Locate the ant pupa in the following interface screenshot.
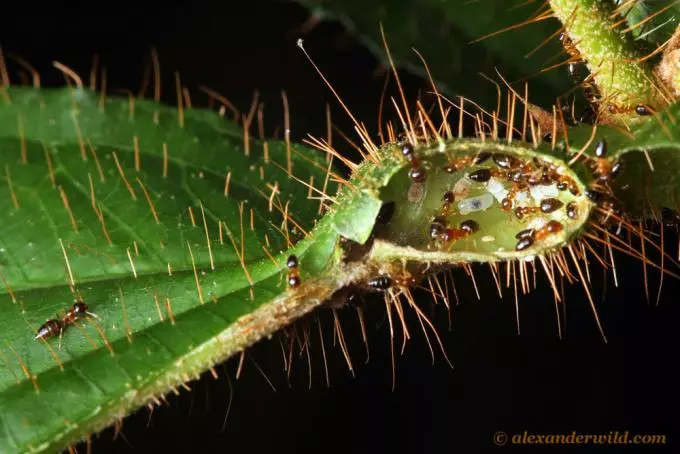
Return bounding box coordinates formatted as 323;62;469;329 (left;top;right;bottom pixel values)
287;255;301;289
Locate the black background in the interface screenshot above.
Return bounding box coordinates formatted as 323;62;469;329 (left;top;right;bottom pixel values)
3;1;679;453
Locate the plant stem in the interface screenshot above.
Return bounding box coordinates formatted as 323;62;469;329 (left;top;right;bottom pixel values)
549;0;662;121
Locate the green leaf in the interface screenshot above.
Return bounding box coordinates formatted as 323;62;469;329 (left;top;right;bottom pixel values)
562;102;680;218
0;87;343;452
616;0;680;45
0;87;601;453
296;0;573;109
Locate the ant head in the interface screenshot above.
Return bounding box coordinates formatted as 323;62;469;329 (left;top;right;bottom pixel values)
73;301;88;314
286;255;299;269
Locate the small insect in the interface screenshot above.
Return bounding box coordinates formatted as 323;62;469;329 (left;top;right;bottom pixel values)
556;175;580;195
459;219;480;234
606;103;653;117
594;138;607;158
62;301;99;326
515;236;534;251
444;151;493;173
34;318;64;342
439;219;480;244
441;191;455;216
429;215;448;240
492;153;522;170
501;184;527;212
540;198;564;213
287;254;301;288
588;138;621;183
534;220;564;241
635;104;652;116
566;201;579;220
35;299;100;348
469;168;492;183
515;228;535;240
514;205;540;221
401;142;426;183
368;275;392;291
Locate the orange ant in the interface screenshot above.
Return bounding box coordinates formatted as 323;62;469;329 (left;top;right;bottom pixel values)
514;220;564;251
514;198;563;221
441;191;455;216
588;138;622;184
443;151;492;173
35;300;99;349
287;255;301;289
606;103;654;116
501;183;529;212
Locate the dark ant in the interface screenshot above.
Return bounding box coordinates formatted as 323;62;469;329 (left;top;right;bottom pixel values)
429;215;448;240
35;300;99;348
606;103;654;117
287;255;301;288
540;198;564;213
588;138;622;183
513;220;563;251
566;201;579;220
441;191;455;216
368;276;392;291
501;184;527;212
469;168;492;183
492;153;522;170
513;197;564;221
401;142;426;183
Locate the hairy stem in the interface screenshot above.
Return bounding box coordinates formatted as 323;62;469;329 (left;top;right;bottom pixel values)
549;0;663;121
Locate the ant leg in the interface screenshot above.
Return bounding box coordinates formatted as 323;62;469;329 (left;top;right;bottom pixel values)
58;330;63;351
86;311;100;320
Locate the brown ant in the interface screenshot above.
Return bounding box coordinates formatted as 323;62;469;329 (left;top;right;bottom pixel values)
566;201;579;220
401;142;426;183
514;206;540;221
444;151;492;173
501;183;528;212
35;300;99;349
287;255;301;289
514;196;562;221
441;191;455;216
439;219;480;244
513;220;564;251
588;138;622;184
606;103;654;117
556;175;580;195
